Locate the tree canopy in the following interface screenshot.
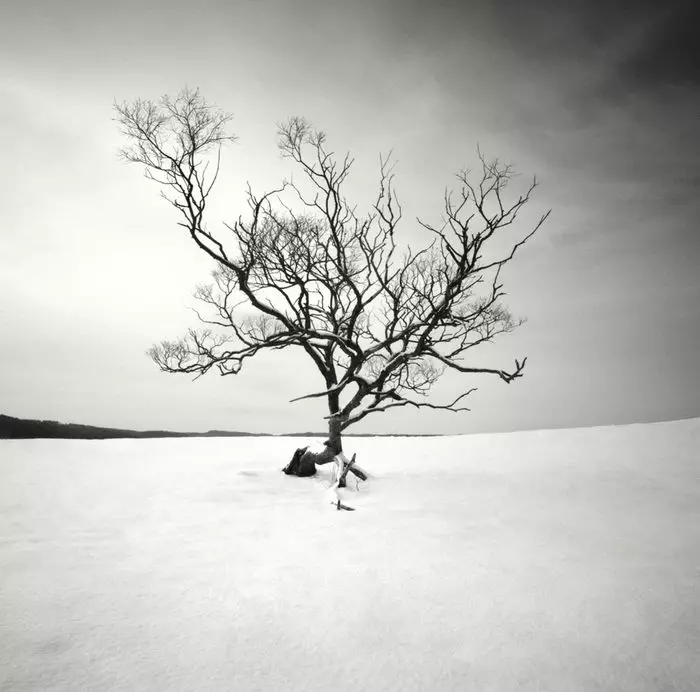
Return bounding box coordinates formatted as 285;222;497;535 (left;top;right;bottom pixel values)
115;89;549;448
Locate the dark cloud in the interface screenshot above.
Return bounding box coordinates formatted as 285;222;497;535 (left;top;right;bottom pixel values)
604;2;700;90
488;0;700;92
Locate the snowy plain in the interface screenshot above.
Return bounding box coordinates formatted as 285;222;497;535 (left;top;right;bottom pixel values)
1;419;699;692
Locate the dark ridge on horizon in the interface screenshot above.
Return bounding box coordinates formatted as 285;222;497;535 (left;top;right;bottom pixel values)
0;415;265;440
0;415;442;440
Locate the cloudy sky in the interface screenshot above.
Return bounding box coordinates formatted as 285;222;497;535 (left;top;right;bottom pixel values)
1;0;698;434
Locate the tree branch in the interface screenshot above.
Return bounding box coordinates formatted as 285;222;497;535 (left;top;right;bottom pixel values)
116;91;548;438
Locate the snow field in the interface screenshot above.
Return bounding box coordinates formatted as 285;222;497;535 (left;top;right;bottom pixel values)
1;419;699;691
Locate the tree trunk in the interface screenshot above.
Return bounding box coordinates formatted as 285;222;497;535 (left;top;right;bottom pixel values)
326;397;369;487
326;391;343;455
326;417;343;455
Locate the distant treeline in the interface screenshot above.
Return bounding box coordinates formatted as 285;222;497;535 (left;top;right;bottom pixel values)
0;414;442;440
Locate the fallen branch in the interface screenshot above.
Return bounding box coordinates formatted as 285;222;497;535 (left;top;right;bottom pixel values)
338;452;357;487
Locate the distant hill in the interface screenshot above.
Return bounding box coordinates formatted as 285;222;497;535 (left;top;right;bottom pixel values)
0;415;266;440
0;414;442;439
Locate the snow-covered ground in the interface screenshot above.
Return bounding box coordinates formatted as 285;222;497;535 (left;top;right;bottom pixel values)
1;419;699;691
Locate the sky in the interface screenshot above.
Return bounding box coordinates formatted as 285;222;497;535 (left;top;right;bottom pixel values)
1;0;698;435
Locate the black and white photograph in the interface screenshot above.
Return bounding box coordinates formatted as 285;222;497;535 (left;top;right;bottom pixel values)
1;1;698;690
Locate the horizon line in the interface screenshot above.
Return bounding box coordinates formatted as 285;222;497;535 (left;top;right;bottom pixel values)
1;412;698;440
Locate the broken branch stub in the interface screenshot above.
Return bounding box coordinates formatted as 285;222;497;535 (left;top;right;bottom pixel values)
282;446;316;477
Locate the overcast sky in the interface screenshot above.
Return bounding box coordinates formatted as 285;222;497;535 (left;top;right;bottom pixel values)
1;0;698;434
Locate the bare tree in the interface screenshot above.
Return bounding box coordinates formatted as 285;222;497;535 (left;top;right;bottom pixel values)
115;88;549;479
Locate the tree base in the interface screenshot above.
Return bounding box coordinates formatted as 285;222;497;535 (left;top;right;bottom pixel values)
282;446;368;485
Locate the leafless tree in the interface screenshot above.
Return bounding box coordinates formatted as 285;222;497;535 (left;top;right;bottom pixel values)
115;88;549;476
